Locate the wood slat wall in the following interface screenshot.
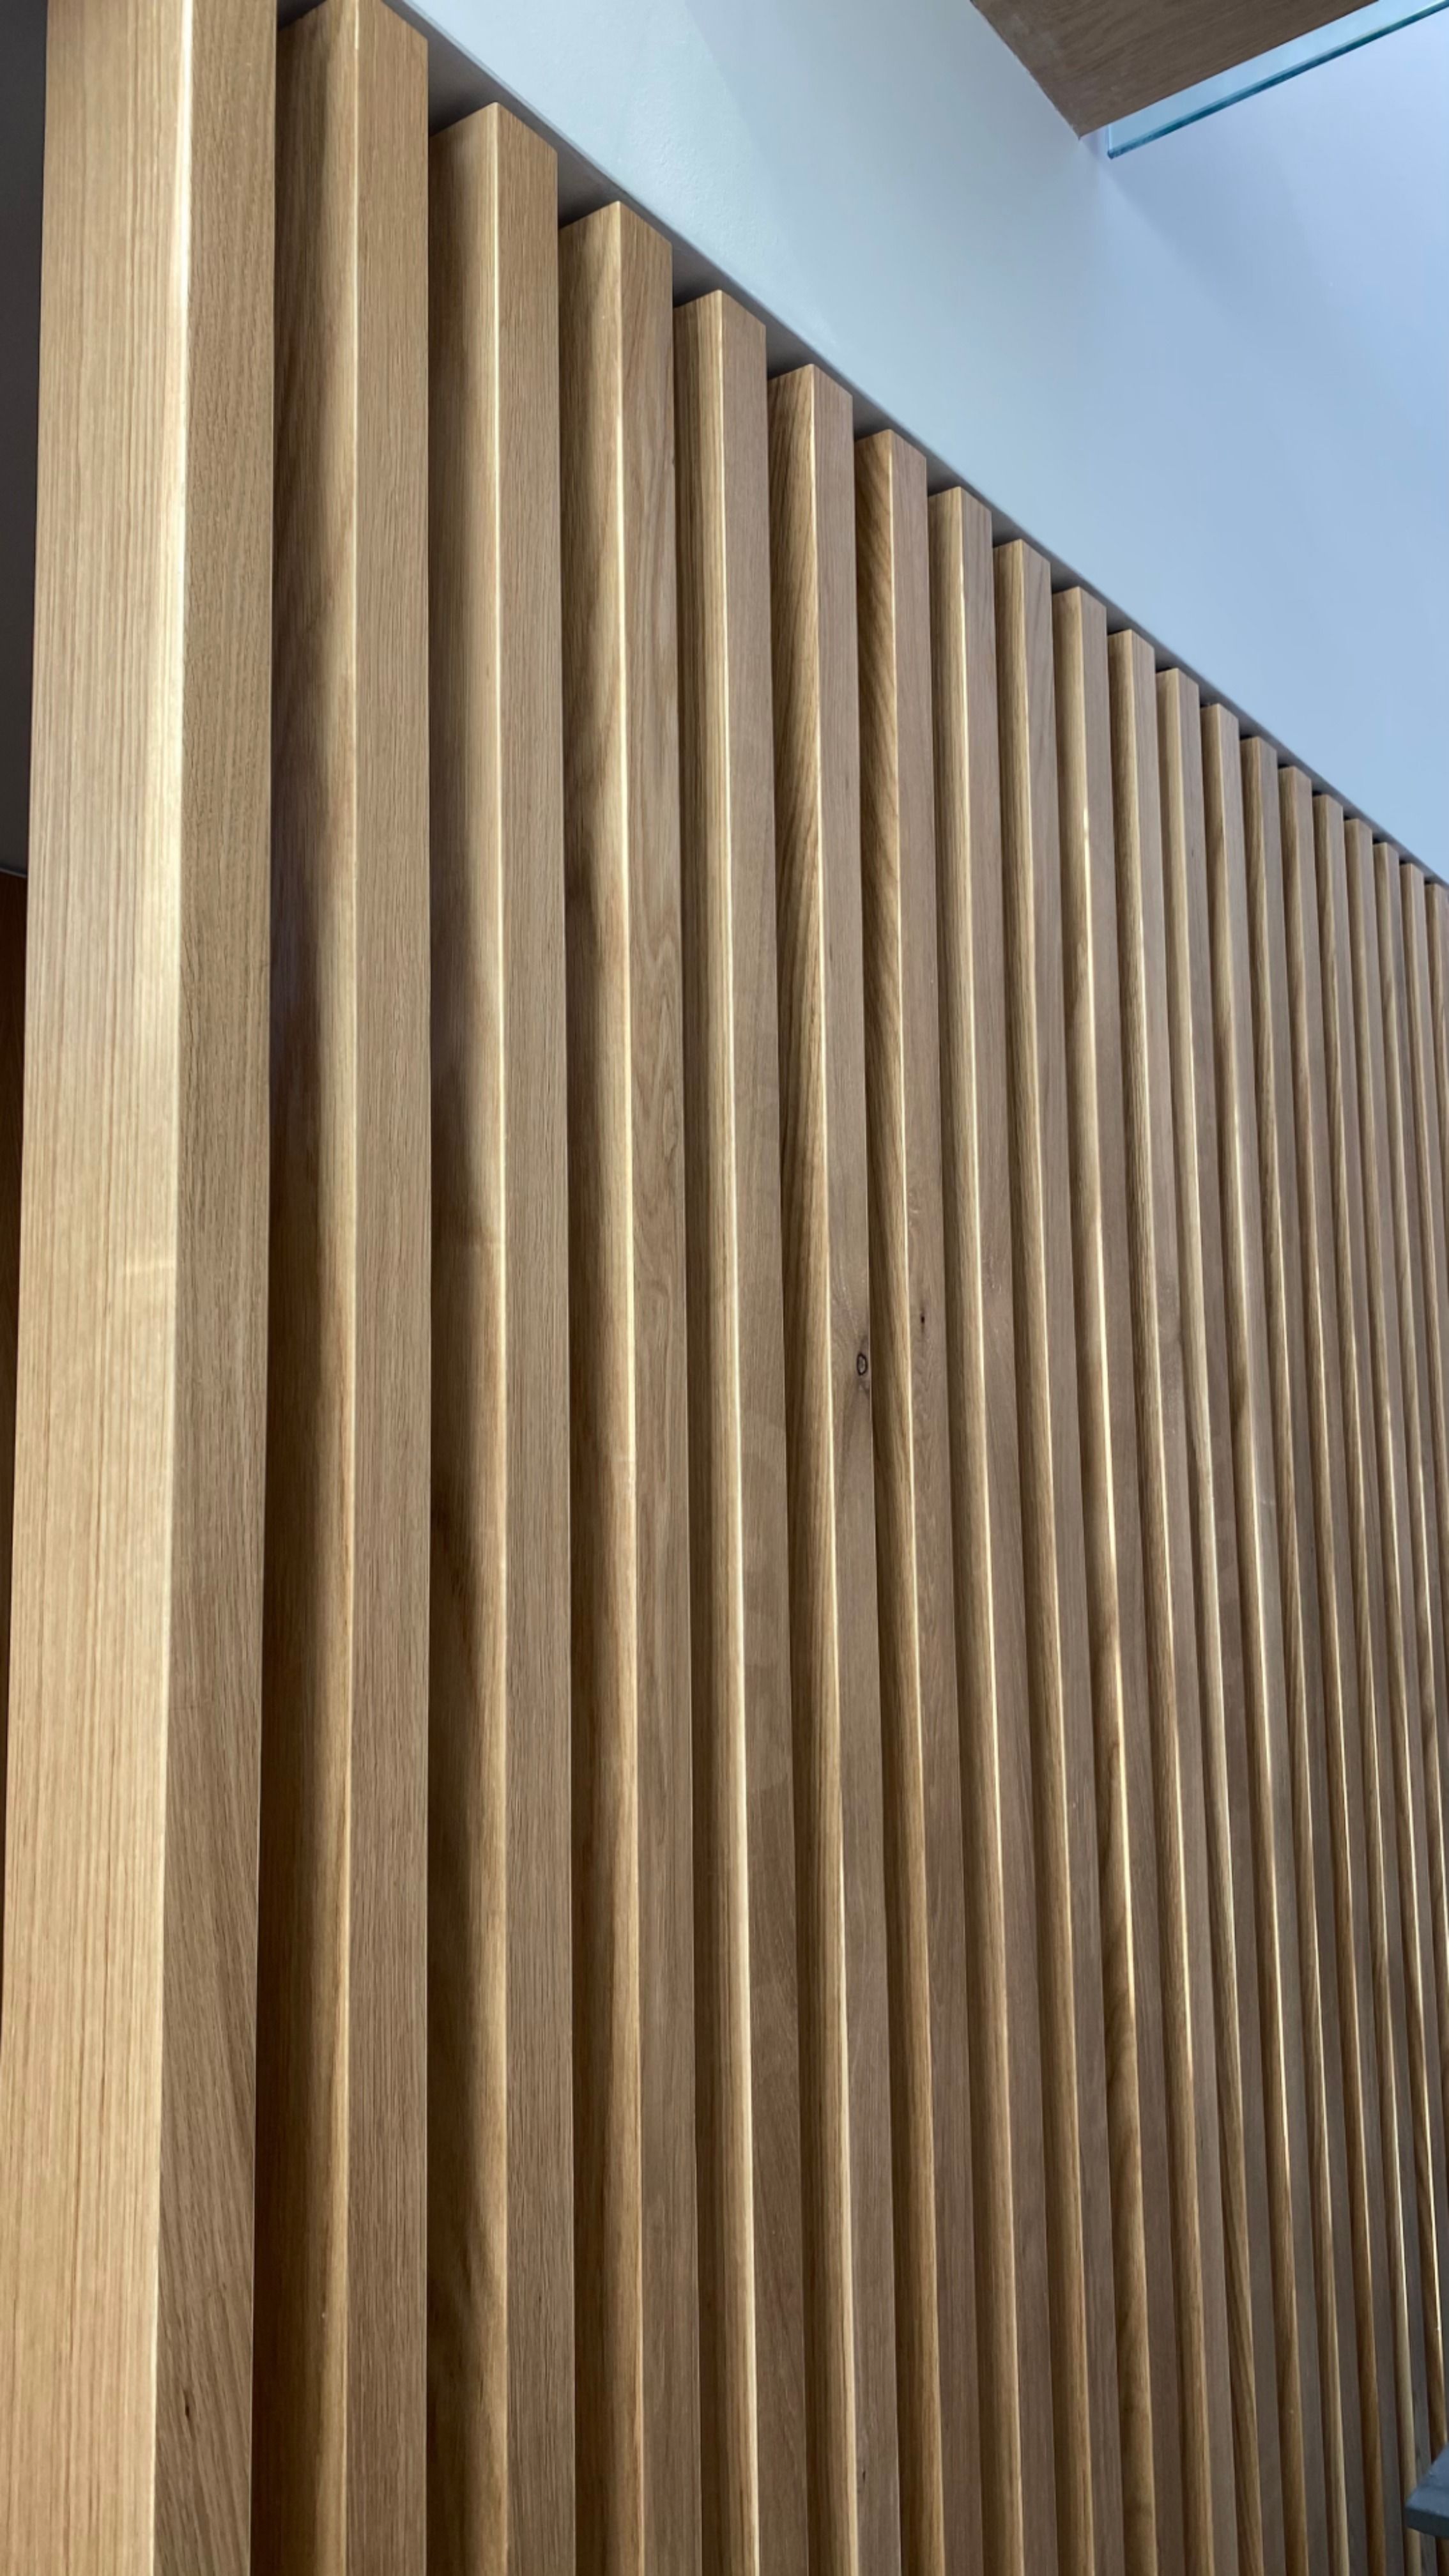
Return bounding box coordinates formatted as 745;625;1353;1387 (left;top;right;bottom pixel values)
1;7;1446;2570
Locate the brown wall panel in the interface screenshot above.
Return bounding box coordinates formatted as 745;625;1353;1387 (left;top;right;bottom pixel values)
930;489;1059;2576
427;104;574;2576
1158;668;1285;2576
769;361;901;2576
1054;588;1183;2576
1402;863;1449;2124
1379;847;1449;2278
6;55;1447;2562
1314;792;1437;2515
559;198;701;2576
1110;630;1238;2576
1338;813;1449;2451
1200;706;1330;2575
0;1;272;2566
1250;753;1404;2576
1235;725;1370;2575
996;537;1124;2576
857;427;977;2576
254;4;431;2568
675;288;808;2576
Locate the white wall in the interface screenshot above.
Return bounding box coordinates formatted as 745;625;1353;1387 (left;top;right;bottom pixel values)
413;0;1448;869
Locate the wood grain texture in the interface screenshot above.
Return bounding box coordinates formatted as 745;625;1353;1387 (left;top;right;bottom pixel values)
968;0;1367;132
1380;846;1449;2367
929;489;1058;2576
995;539;1124;2576
0;0;272;2564
1109;632;1237;2576
769;362;900;2576
1053;589;1182;2576
427;105;573;2576
856;430;976;2576
252;5;431;2568
1199;705;1329;2576
1405;866;1449;2142
675;289;808;2576
1251;753;1402;2576
1157;669;1284;2576
1314;792;1436;2520
1340;814;1449;2460
0;872;24;2029
560;199;700;2576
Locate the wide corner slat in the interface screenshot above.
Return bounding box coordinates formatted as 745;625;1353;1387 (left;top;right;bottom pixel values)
0;1;273;2566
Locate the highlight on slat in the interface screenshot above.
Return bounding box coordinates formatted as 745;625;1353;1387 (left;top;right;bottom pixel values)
559;197;701;2576
427;102;573;2576
1314;790;1437;2513
252;2;431;2564
996;535;1125;2576
1339;811;1449;2457
769;360;901;2576
0;870;24;2032
1425;887;1449;1368
856;427;976;2576
675;286;808;2576
930;486;1059;2576
1054;586;1183;2576
0;1;272;2563
1200;704;1330;2575
1109;629;1238;2576
1249;751;1404;2576
1158;666;1285;2576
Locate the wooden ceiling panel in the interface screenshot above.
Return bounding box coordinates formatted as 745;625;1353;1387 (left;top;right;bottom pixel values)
971;0;1369;132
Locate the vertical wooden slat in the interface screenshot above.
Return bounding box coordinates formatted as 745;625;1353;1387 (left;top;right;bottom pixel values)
1402;863;1449;2145
427;105;573;2576
1339;811;1449;2446
1425;889;1449;1459
675;288;808;2576
1251;753;1403;2576
1054;588;1183;2576
995;537;1124;2576
0;871;24;2026
856;430;977;2576
560;199;700;2576
1379;845;1449;2269
930;489;1058;2576
769;362;901;2576
1428;887;1449;1871
1200;707;1330;2575
1110;631;1238;2576
1314;791;1436;2515
253;4;430;2568
1222;726;1361;2576
1158;669;1285;2576
0;0;272;2562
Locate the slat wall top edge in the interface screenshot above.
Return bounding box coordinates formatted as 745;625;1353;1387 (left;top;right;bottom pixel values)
0;0;1428;878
